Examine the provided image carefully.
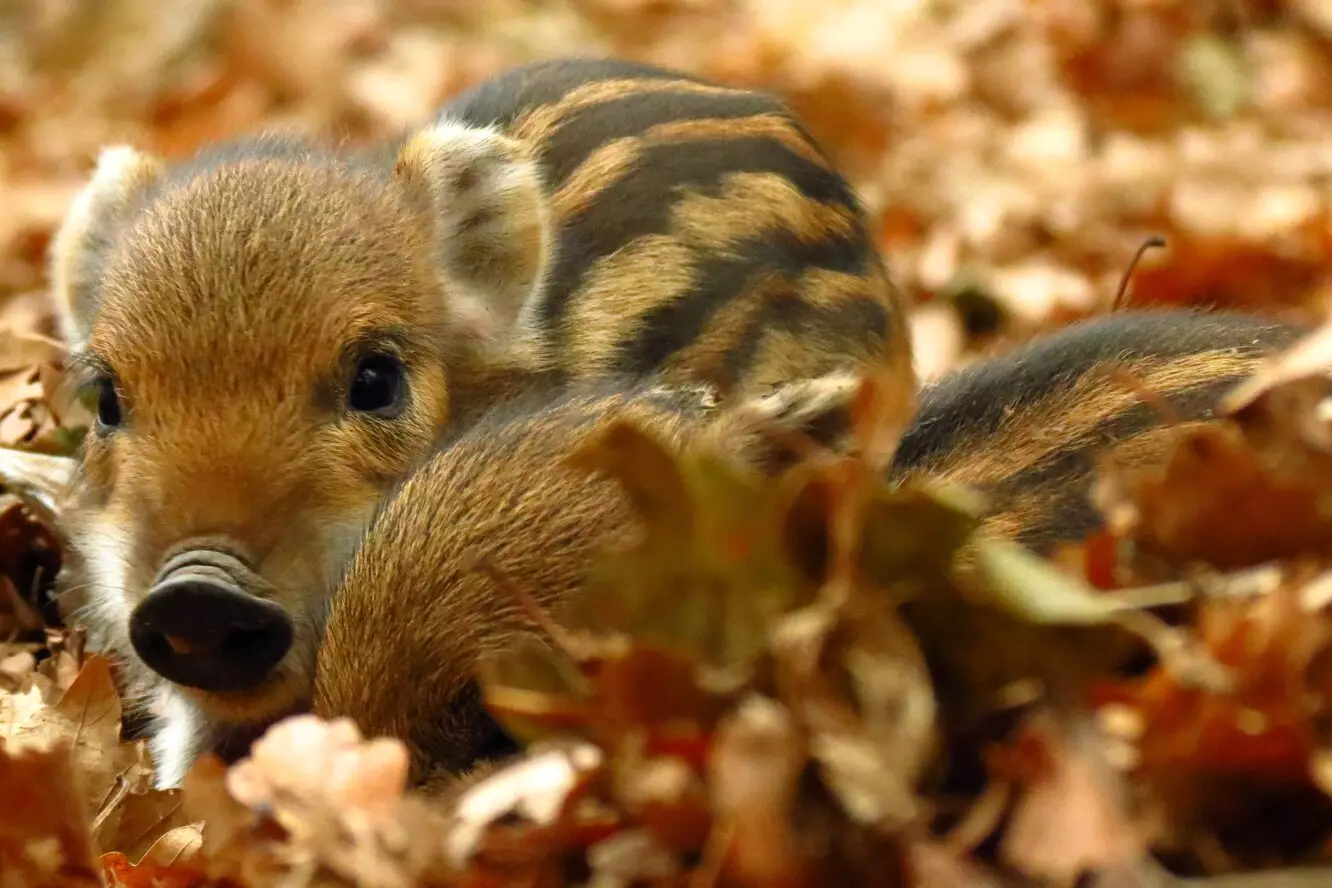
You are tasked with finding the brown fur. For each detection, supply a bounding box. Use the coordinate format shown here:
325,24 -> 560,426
313,379 -> 855,784
48,57 -> 909,786
312,309 -> 1306,789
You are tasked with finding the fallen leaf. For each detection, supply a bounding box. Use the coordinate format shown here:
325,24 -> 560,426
707,695 -> 809,884
0,742 -> 100,886
0,329 -> 64,375
1221,319 -> 1332,416
225,713 -> 410,824
997,710 -> 1146,883
95,787 -> 193,866
1093,421 -> 1332,571
447,742 -> 604,870
5,654 -> 144,818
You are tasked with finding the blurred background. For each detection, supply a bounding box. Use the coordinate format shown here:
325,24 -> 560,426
2,0 -> 1331,388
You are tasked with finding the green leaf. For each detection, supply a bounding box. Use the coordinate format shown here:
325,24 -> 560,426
972,537 -> 1191,626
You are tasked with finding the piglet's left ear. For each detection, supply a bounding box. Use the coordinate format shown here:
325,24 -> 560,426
394,121 -> 552,358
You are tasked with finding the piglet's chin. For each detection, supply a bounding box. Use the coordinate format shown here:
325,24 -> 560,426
146,660 -> 317,789
149,686 -> 313,789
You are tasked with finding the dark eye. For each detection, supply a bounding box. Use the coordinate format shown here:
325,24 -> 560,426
347,354 -> 406,416
94,377 -> 122,429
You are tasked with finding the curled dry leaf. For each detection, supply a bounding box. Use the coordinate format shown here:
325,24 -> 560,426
566,417 -> 811,676
586,828 -> 680,884
100,822 -> 206,888
1090,572 -> 1332,865
972,537 -> 1189,628
447,742 -> 604,870
1088,321 -> 1332,575
95,786 -> 196,869
225,713 -> 411,824
178,754 -> 252,862
1220,317 -> 1332,417
216,713 -> 466,887
1092,419 -> 1332,571
770,591 -> 936,828
0,447 -> 78,538
0,327 -> 63,375
0,492 -> 64,634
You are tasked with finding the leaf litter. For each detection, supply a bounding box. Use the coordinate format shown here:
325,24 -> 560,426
5,1 -> 1332,886
26,331 -> 1314,887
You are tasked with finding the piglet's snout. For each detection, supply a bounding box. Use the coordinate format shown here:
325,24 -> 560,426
129,547 -> 293,692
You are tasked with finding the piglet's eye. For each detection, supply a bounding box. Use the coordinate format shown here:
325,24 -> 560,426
347,354 -> 406,417
94,376 -> 122,429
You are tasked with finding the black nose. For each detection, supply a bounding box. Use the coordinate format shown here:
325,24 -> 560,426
129,553 -> 293,692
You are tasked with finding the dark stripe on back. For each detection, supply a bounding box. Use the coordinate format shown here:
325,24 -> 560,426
974,373 -> 1247,553
980,373 -> 1245,505
439,58 -> 715,131
720,291 -> 893,387
893,310 -> 1306,475
530,93 -> 793,188
539,138 -> 862,335
610,235 -> 880,380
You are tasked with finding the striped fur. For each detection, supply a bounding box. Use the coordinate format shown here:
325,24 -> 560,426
313,309 -> 1306,788
894,310 -> 1307,551
437,58 -> 911,392
45,57 -> 907,787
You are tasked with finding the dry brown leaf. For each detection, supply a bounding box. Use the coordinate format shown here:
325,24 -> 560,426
0,742 -> 101,886
771,592 -> 936,829
0,648 -> 38,689
5,654 -> 145,816
99,819 -> 207,887
1093,420 -> 1332,571
707,694 -> 809,885
447,741 -> 604,870
1,681 -> 47,739
208,713 -> 459,886
0,328 -> 63,374
225,713 -> 411,824
997,711 -> 1145,883
94,786 -> 194,866
179,754 -> 253,860
39,637 -> 88,696
1222,318 -> 1332,415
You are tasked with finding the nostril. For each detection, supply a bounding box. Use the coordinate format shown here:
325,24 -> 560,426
163,635 -> 196,656
129,573 -> 294,693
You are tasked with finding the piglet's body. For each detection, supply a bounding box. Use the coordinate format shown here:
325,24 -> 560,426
48,58 -> 908,786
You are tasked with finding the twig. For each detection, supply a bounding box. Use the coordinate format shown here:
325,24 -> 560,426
1112,235 -> 1168,312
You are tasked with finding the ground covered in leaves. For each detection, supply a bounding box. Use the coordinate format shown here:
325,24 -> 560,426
7,1 -> 1332,886
12,332 -> 1332,887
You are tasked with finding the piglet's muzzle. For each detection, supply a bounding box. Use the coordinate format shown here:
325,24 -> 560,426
129,548 -> 293,693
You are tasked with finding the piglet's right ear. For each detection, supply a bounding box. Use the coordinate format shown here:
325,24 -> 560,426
49,146 -> 163,349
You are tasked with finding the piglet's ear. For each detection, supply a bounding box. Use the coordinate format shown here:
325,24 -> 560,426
49,146 -> 164,349
395,121 -> 552,362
